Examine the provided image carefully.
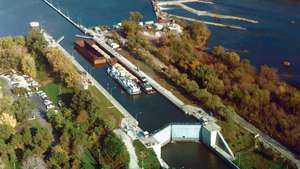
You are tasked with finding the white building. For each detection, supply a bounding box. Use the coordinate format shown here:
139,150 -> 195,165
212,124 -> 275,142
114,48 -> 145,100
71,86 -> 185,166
168,23 -> 183,34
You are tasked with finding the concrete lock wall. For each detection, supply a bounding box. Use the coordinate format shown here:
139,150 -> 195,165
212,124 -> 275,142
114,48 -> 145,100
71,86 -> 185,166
150,124 -> 236,168
171,125 -> 201,141
153,125 -> 171,146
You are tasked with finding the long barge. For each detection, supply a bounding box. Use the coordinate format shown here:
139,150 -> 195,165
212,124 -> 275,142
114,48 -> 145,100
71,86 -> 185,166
74,39 -> 116,67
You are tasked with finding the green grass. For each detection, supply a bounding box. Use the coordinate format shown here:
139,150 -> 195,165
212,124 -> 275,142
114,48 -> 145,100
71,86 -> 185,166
235,151 -> 285,169
133,140 -> 160,169
41,82 -> 60,105
88,86 -> 123,129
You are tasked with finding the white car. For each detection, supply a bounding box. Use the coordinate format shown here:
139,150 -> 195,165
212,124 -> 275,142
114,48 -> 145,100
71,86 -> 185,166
44,100 -> 52,106
41,95 -> 47,99
46,104 -> 55,110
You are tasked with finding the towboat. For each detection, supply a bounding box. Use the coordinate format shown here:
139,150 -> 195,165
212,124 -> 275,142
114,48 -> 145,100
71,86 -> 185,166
107,64 -> 141,95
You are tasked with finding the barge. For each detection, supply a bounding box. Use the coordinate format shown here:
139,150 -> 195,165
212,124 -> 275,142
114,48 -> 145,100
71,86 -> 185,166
74,39 -> 116,67
107,63 -> 141,95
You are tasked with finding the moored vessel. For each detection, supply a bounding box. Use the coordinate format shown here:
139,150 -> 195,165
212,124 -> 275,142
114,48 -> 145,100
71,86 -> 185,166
74,39 -> 108,66
107,63 -> 141,95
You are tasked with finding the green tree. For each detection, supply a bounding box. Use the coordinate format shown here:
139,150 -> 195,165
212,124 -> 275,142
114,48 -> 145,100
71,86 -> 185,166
129,11 -> 143,23
223,52 -> 240,67
71,90 -> 96,114
122,20 -> 139,36
102,132 -> 129,168
0,125 -> 13,140
212,45 -> 226,57
12,97 -> 34,122
31,124 -> 53,155
26,29 -> 47,54
188,22 -> 210,47
21,54 -> 37,78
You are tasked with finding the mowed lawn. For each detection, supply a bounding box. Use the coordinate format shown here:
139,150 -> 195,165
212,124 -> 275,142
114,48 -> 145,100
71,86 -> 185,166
41,82 -> 60,105
88,86 -> 123,129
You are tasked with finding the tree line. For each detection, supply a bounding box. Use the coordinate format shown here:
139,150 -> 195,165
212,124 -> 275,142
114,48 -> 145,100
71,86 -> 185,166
0,30 -> 130,168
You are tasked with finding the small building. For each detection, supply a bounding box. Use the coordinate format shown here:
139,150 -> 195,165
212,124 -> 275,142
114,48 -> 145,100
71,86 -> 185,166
168,23 -> 182,34
145,20 -> 154,25
29,21 -> 40,28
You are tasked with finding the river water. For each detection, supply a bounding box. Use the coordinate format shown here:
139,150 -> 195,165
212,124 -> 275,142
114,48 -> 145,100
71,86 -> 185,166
1,0 -> 297,168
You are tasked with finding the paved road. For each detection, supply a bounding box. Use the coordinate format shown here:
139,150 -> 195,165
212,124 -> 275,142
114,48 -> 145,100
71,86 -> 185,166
29,94 -> 50,128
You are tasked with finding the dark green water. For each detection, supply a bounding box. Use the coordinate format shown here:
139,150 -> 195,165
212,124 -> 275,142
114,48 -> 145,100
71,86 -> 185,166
162,142 -> 232,169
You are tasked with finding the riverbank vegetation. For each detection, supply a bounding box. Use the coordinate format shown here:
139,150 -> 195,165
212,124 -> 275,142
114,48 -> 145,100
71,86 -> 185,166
133,140 -> 161,169
113,12 -> 299,169
0,30 -> 129,168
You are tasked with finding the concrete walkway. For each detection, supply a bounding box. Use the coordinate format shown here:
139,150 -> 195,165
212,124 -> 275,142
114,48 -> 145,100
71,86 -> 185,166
114,129 -> 140,169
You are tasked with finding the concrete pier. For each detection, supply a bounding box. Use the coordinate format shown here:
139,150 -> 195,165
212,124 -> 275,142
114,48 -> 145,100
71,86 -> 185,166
158,0 -> 214,6
175,3 -> 258,24
168,14 -> 247,30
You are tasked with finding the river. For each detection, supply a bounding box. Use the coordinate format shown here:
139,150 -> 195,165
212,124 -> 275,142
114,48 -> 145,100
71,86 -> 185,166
163,0 -> 300,87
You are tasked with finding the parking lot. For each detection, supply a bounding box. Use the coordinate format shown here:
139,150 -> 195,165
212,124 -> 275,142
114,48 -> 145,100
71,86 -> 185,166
0,72 -> 58,126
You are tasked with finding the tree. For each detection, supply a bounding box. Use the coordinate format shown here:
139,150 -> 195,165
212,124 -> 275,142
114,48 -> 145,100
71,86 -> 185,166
26,29 -> 47,54
12,97 -> 34,122
71,90 -> 96,114
44,48 -> 82,88
0,96 -> 13,115
21,54 -> 37,78
22,128 -> 32,146
31,124 -> 52,155
102,132 -> 129,167
212,45 -> 226,57
76,110 -> 89,123
122,20 -> 139,36
188,22 -> 210,47
223,52 -> 240,67
259,64 -> 278,81
47,146 -> 70,169
129,11 -> 143,23
0,125 -> 14,140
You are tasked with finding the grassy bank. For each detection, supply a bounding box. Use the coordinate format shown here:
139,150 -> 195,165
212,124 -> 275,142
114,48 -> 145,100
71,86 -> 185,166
41,82 -> 60,105
133,140 -> 161,169
88,86 -> 123,129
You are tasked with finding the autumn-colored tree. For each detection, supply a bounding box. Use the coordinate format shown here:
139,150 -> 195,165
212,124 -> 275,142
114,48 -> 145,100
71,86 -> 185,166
129,11 -> 143,23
